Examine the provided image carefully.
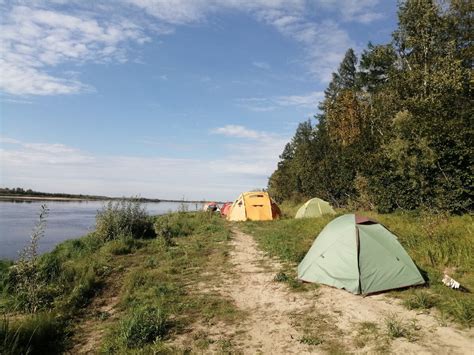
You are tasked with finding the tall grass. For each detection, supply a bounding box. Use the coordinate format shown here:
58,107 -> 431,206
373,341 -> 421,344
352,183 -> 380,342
0,313 -> 64,355
1,199 -> 160,353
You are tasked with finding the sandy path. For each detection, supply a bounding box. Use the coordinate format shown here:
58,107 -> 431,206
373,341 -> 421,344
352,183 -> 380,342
213,227 -> 474,354
220,228 -> 316,354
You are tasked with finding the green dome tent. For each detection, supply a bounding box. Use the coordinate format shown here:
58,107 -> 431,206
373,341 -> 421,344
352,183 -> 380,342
298,214 -> 425,294
295,198 -> 335,219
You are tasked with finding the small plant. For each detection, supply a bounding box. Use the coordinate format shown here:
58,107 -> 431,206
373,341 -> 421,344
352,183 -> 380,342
299,335 -> 323,345
274,272 -> 290,282
384,313 -> 419,341
13,204 -> 49,313
450,299 -> 473,327
403,290 -> 436,310
118,306 -> 168,348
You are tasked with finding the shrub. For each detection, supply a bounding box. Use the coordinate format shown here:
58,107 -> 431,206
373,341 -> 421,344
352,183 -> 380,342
96,199 -> 155,241
117,306 -> 168,348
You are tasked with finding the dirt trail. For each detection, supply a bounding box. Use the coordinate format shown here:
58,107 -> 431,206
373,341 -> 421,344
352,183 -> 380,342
68,275 -> 122,354
219,228 -> 315,354
197,227 -> 473,354
67,253 -> 141,354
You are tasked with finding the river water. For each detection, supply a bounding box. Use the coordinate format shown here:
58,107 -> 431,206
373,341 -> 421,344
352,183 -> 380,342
0,200 -> 201,260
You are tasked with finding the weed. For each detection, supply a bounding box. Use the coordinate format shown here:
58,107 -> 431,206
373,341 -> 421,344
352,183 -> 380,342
274,272 -> 290,282
117,306 -> 168,348
13,204 -> 49,313
0,313 -> 64,354
449,299 -> 473,327
299,335 -> 323,345
384,313 -> 419,341
192,330 -> 214,349
403,290 -> 437,310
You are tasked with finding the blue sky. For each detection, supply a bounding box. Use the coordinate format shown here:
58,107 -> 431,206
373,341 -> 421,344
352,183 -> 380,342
0,0 -> 397,200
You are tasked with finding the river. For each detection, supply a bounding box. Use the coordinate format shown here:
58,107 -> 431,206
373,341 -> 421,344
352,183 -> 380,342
0,200 -> 202,260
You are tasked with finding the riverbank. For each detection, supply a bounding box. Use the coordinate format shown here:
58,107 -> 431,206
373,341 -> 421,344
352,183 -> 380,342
1,202 -> 472,354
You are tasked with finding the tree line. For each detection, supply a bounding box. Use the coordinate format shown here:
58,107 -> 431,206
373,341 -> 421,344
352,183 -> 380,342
268,0 -> 472,213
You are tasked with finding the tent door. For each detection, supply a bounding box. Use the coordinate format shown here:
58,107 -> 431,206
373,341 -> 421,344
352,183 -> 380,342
356,226 -> 362,294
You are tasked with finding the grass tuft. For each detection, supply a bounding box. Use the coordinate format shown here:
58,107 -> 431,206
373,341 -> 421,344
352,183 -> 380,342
403,290 -> 437,310
118,306 -> 168,348
384,313 -> 420,341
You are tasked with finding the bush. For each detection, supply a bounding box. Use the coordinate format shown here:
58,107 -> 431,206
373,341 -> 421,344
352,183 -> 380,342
117,306 -> 168,348
96,199 -> 155,241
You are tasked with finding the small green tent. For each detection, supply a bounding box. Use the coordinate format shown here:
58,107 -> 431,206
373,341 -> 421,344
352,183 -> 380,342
298,214 -> 425,294
295,198 -> 335,219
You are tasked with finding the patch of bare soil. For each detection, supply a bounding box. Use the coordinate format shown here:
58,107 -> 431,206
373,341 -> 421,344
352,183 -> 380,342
67,279 -> 121,354
179,227 -> 473,354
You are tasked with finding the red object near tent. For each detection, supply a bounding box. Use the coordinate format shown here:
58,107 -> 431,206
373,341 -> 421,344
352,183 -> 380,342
220,202 -> 232,217
203,202 -> 220,213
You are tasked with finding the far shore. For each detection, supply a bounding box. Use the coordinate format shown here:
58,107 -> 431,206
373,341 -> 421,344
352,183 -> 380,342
0,195 -> 223,204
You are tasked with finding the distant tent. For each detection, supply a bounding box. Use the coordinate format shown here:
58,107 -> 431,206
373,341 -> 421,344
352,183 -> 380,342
203,202 -> 220,213
220,202 -> 232,217
295,198 -> 335,219
227,192 -> 281,221
298,214 -> 425,294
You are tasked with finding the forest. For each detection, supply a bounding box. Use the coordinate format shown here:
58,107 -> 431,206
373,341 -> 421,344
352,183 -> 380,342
268,0 -> 472,214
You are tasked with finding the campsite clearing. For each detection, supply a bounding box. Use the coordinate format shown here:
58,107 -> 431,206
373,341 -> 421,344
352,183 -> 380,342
169,226 -> 473,353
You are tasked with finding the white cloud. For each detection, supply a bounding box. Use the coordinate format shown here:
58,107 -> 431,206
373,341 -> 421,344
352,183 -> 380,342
237,91 -> 324,111
125,0 -> 381,82
275,91 -> 324,107
235,98 -> 278,112
0,0 -> 385,96
318,0 -> 384,24
0,4 -> 149,96
211,125 -> 269,139
252,61 -> 271,70
0,133 -> 288,200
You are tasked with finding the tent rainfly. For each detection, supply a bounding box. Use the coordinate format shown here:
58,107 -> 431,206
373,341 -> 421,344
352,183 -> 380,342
220,202 -> 233,217
298,214 -> 425,294
295,198 -> 335,219
227,191 -> 281,221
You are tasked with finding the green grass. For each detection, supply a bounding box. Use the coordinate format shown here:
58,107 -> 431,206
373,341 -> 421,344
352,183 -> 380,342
101,212 -> 241,353
241,202 -> 474,327
384,313 -> 420,341
1,202 -> 239,353
0,313 -> 65,355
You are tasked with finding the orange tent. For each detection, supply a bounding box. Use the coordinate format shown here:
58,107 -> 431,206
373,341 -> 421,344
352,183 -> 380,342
227,191 -> 281,221
220,202 -> 232,217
